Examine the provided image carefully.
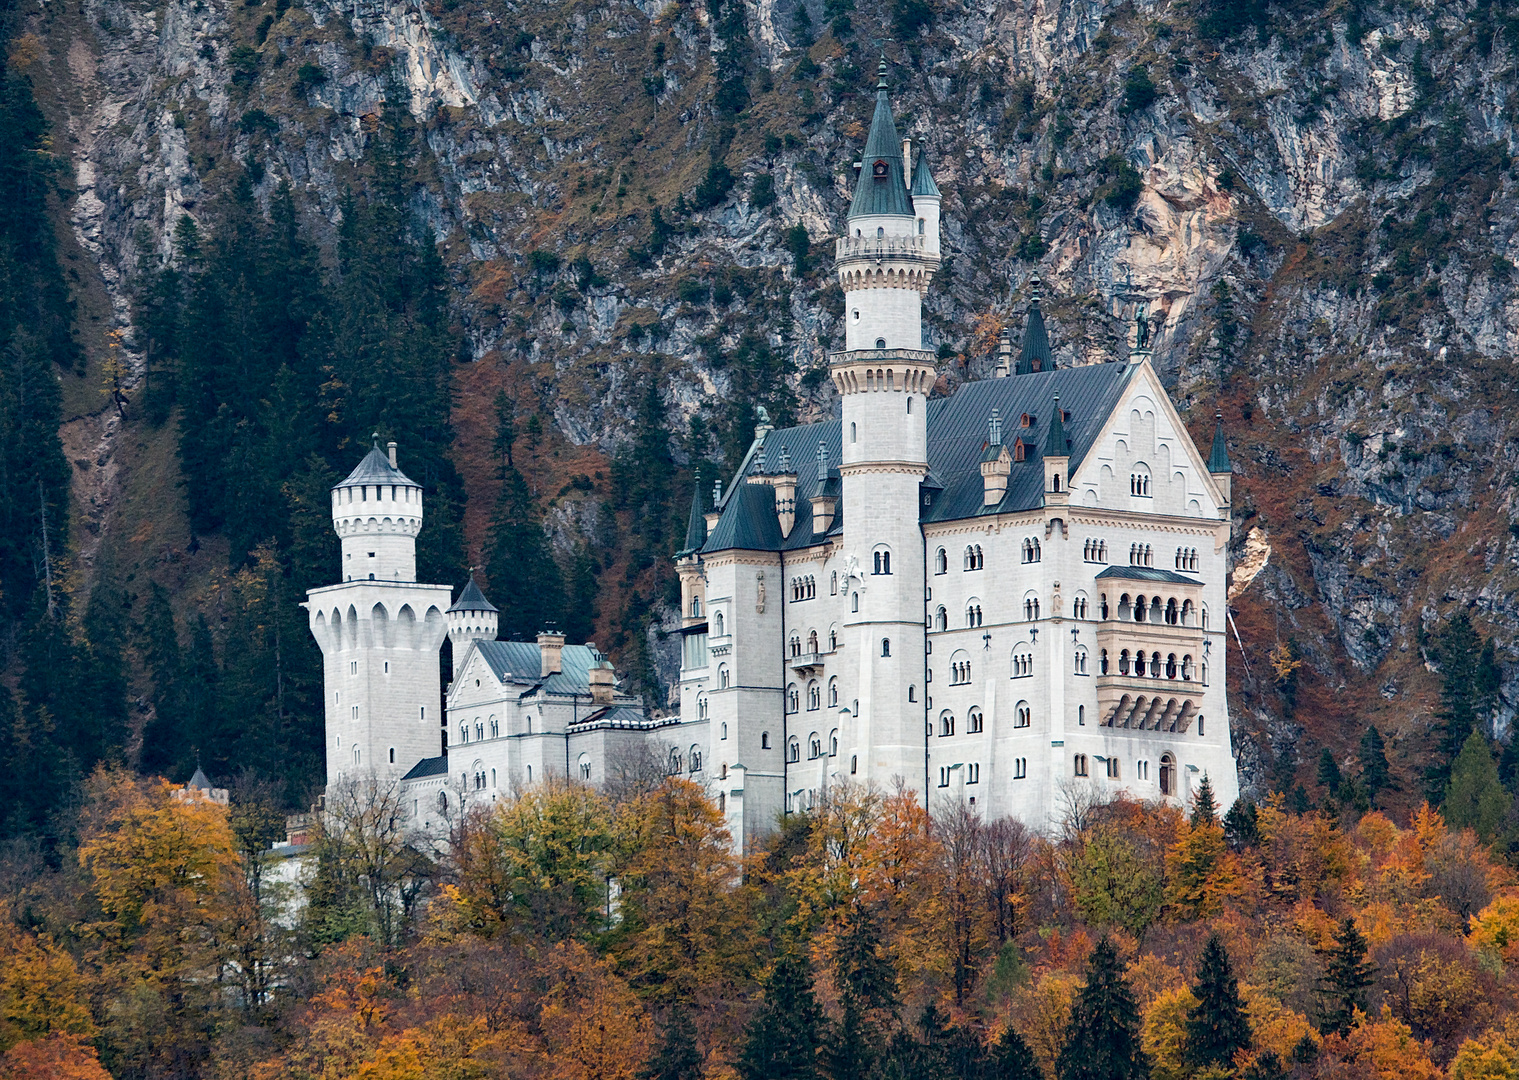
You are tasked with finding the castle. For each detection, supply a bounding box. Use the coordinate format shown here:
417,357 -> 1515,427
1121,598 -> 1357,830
306,64 -> 1240,842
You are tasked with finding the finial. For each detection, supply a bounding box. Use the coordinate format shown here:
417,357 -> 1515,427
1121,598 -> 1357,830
1029,271 -> 1043,305
989,409 -> 1002,447
372,432 -> 381,448
816,441 -> 827,481
877,57 -> 888,90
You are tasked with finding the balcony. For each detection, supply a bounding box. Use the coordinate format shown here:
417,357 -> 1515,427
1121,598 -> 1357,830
789,649 -> 832,673
1095,674 -> 1202,732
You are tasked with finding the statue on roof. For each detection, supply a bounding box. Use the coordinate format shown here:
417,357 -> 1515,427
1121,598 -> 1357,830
1134,300 -> 1152,350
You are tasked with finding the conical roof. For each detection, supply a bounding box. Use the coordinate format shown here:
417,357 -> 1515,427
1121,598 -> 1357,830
1016,280 -> 1053,374
335,439 -> 418,489
678,483 -> 707,556
449,574 -> 497,613
1208,413 -> 1232,473
847,62 -> 914,220
188,767 -> 213,791
909,148 -> 940,198
1044,395 -> 1069,457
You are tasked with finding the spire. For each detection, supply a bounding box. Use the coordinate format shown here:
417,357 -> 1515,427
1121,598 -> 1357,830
909,144 -> 941,199
1208,412 -> 1232,474
816,441 -> 828,482
679,483 -> 707,555
1044,394 -> 1068,457
988,408 -> 1003,447
847,60 -> 914,219
1016,273 -> 1053,374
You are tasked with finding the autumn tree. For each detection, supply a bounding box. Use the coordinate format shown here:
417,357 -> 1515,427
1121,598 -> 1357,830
1057,936 -> 1151,1080
1184,934 -> 1251,1070
1064,823 -> 1164,941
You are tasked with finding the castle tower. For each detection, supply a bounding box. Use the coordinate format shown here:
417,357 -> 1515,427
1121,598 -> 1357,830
832,64 -> 939,789
447,573 -> 499,647
305,439 -> 453,799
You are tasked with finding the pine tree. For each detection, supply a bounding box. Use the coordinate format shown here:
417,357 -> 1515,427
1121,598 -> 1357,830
737,953 -> 823,1080
1222,800 -> 1259,850
1428,612 -> 1502,798
1316,749 -> 1342,798
1056,936 -> 1150,1080
1445,729 -> 1512,840
138,583 -> 188,778
1317,917 -> 1375,1036
485,455 -> 564,642
1190,773 -> 1218,827
1184,934 -> 1251,1069
988,1025 -> 1041,1080
823,907 -> 897,1080
641,1005 -> 703,1080
1358,725 -> 1391,804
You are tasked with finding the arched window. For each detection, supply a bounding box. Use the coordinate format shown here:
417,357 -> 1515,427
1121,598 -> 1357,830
788,736 -> 801,763
809,733 -> 822,759
875,337 -> 887,349
1166,653 -> 1178,679
873,547 -> 892,574
1160,754 -> 1176,796
1074,647 -> 1089,675
690,745 -> 702,772
831,571 -> 838,595
460,723 -> 469,745
881,638 -> 891,657
721,721 -> 728,740
718,664 -> 730,688
1130,465 -> 1152,497
786,684 -> 799,713
714,611 -> 724,636
1134,651 -> 1147,677
1133,594 -> 1146,622
1011,646 -> 1033,678
578,753 -> 592,780
697,695 -> 708,720
968,707 -> 984,733
918,217 -> 925,234
939,711 -> 955,737
966,602 -> 983,628
1100,649 -> 1109,674
1015,702 -> 1031,728
935,605 -> 948,631
934,548 -> 948,574
850,422 -> 857,442
963,545 -> 984,571
807,682 -> 821,710
1023,595 -> 1041,620
1181,600 -> 1194,626
829,730 -> 839,756
828,678 -> 839,707
668,750 -> 683,775
1074,754 -> 1089,777
950,649 -> 971,684
852,592 -> 860,613
1166,598 -> 1179,625
1022,537 -> 1041,563
1201,605 -> 1209,630
807,630 -> 819,653
790,634 -> 802,657
438,791 -> 448,813
762,731 -> 771,749
1120,649 -> 1132,675
829,625 -> 839,650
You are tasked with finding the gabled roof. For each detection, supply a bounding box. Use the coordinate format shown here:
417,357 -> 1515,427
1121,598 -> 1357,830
335,442 -> 419,489
401,755 -> 448,780
847,62 -> 914,220
698,364 -> 1136,552
471,640 -> 624,698
1094,566 -> 1200,585
449,575 -> 497,613
1208,413 -> 1232,474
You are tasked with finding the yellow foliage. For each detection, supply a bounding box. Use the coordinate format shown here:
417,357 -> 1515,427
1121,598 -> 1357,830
1126,953 -> 1186,1012
1319,1007 -> 1442,1080
1008,971 -> 1079,1078
1240,983 -> 1317,1063
1452,1031 -> 1519,1080
1140,985 -> 1197,1080
1471,893 -> 1519,963
0,929 -> 94,1050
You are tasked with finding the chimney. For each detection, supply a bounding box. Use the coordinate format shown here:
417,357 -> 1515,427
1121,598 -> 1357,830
903,138 -> 913,188
980,410 -> 1013,506
705,479 -> 723,534
995,327 -> 1012,377
537,630 -> 565,677
387,441 -> 398,468
809,441 -> 837,536
589,661 -> 615,706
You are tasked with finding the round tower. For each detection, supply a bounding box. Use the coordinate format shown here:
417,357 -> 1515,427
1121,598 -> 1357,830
332,437 -> 423,583
836,61 -> 941,352
447,573 -> 499,646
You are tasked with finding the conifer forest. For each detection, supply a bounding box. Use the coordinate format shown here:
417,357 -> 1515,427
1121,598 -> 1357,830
10,0 -> 1519,1068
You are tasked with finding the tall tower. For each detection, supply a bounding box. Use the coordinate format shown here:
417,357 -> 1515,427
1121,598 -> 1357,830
832,63 -> 940,789
306,439 -> 453,799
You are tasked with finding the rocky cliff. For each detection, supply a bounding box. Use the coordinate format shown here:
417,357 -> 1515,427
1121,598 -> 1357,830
17,0 -> 1519,803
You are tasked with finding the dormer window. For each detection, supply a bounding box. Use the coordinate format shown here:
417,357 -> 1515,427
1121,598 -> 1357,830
872,159 -> 888,179
1020,413 -> 1033,427
1013,439 -> 1026,462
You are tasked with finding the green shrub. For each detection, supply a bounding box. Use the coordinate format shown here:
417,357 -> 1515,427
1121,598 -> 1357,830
750,173 -> 776,209
295,62 -> 326,91
1121,66 -> 1156,114
527,249 -> 561,276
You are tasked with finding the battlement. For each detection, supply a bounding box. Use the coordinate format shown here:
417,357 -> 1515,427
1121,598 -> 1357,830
835,234 -> 939,264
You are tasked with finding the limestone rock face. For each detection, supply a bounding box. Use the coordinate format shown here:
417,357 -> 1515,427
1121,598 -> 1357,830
28,0 -> 1519,791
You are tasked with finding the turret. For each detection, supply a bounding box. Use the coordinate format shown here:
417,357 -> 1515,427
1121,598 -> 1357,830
447,573 -> 498,646
836,61 -> 940,352
1208,412 -> 1232,510
909,142 -> 942,258
677,483 -> 707,628
1015,274 -> 1053,375
332,437 -> 424,583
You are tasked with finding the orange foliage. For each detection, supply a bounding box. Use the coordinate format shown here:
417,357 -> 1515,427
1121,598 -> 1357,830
0,1036 -> 111,1080
1317,1008 -> 1443,1080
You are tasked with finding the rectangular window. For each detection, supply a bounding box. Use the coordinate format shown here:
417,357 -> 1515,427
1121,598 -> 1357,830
938,767 -> 950,788
682,632 -> 710,670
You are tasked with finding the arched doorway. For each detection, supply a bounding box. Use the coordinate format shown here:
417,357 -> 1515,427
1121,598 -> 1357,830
1159,753 -> 1176,797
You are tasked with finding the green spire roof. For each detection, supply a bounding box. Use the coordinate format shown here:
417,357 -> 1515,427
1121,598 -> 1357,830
679,483 -> 707,555
1207,413 -> 1232,473
1015,275 -> 1053,375
909,147 -> 940,198
1044,395 -> 1069,457
847,61 -> 914,220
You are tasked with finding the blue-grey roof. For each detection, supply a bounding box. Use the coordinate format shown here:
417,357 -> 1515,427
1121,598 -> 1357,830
189,767 -> 214,791
473,640 -> 618,697
401,755 -> 448,780
336,444 -> 419,489
909,150 -> 941,198
847,64 -> 914,220
1094,566 -> 1199,585
1208,414 -> 1231,474
699,364 -> 1135,552
1016,301 -> 1052,374
449,575 -> 497,613
679,484 -> 707,556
